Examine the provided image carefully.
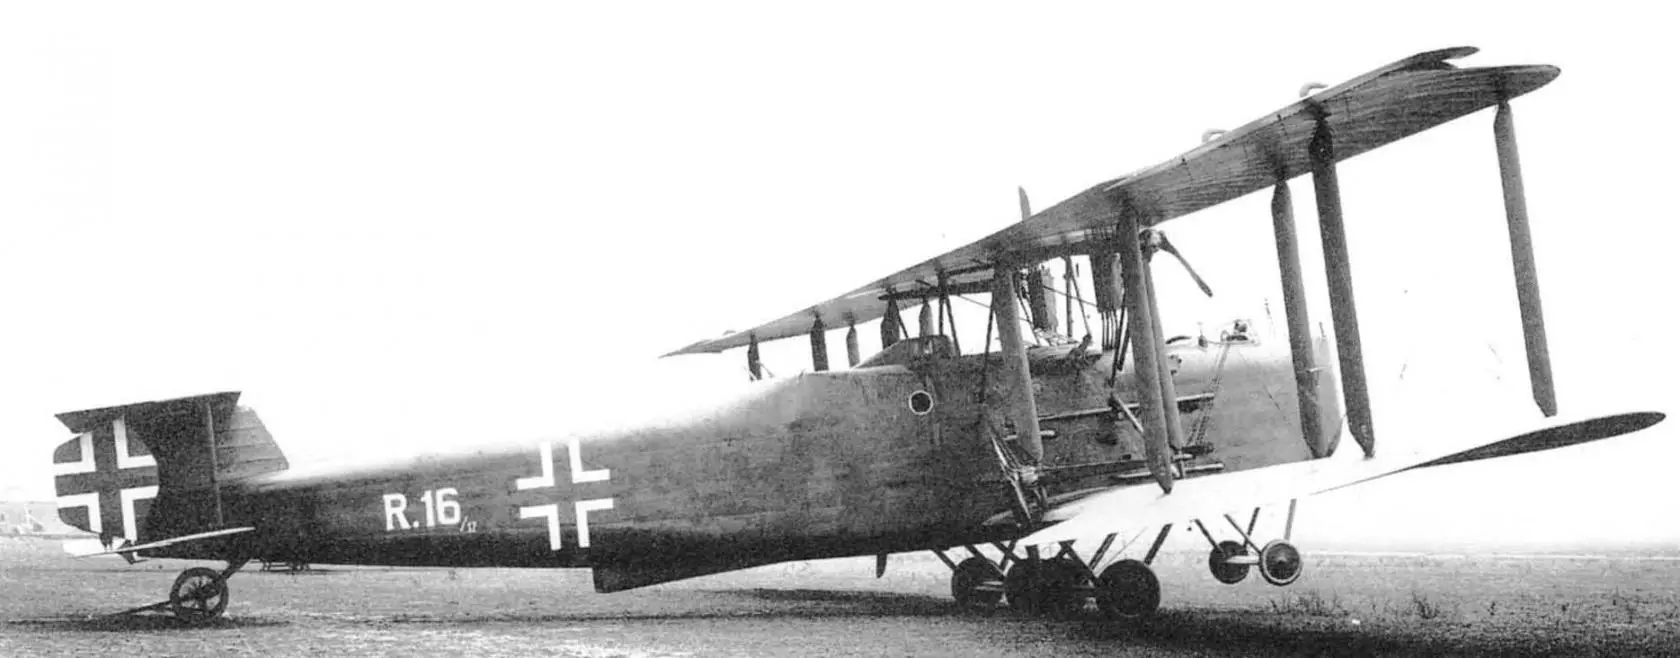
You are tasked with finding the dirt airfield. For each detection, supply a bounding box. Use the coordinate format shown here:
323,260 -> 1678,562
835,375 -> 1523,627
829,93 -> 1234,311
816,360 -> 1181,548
3,538 -> 1679,657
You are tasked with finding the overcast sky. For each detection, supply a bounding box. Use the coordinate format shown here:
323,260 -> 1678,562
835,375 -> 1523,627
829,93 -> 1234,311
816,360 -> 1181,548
1,3 -> 1675,549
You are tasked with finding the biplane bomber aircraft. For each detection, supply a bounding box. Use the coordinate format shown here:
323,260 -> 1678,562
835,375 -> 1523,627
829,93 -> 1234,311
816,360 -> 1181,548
47,47 -> 1664,622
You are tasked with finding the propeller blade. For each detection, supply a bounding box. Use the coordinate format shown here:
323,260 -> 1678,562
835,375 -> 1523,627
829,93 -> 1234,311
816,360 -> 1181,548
1153,233 -> 1214,297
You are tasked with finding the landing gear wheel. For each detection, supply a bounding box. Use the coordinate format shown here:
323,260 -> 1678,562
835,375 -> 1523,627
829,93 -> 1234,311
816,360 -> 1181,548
1003,560 -> 1042,613
170,567 -> 229,623
1037,557 -> 1088,617
1095,559 -> 1160,618
951,557 -> 1003,609
1208,539 -> 1250,585
1258,539 -> 1302,587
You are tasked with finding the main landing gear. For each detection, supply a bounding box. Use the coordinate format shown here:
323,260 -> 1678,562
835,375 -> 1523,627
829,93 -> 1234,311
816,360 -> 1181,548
117,559 -> 249,624
936,500 -> 1306,618
935,524 -> 1175,619
1199,499 -> 1303,587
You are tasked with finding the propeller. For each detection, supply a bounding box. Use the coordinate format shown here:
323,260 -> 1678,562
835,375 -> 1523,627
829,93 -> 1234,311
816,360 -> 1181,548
1143,229 -> 1214,297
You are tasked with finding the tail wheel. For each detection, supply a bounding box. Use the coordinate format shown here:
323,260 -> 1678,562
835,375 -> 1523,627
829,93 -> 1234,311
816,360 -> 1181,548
170,567 -> 230,623
1258,539 -> 1302,586
1095,559 -> 1160,618
1208,539 -> 1250,585
951,557 -> 1003,608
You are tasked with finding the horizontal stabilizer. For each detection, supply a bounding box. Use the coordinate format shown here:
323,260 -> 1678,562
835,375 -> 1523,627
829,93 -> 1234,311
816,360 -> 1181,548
1018,411 -> 1664,547
74,527 -> 253,558
62,538 -> 111,558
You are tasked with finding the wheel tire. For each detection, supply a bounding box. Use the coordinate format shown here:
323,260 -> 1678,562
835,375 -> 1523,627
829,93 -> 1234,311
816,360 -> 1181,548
170,567 -> 229,623
1208,539 -> 1250,585
1095,559 -> 1160,618
1038,557 -> 1089,617
1258,539 -> 1302,587
1003,560 -> 1042,613
951,557 -> 1003,609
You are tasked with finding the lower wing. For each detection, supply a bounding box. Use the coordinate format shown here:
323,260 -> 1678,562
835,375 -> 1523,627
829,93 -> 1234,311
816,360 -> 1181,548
1018,411 -> 1664,547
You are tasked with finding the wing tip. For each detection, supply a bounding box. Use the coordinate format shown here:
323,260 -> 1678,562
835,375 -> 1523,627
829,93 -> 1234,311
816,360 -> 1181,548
662,342 -> 721,358
1414,410 -> 1666,470
1498,64 -> 1563,98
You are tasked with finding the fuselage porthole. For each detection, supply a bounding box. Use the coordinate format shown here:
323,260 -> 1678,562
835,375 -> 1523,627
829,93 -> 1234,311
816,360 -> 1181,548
908,390 -> 934,415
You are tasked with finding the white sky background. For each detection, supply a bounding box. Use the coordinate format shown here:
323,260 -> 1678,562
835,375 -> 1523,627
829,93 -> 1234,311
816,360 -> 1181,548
1,3 -> 1676,550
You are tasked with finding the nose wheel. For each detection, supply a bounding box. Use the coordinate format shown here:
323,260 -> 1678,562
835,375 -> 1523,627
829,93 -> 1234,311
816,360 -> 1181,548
1196,501 -> 1304,587
1207,539 -> 1251,584
1258,539 -> 1302,586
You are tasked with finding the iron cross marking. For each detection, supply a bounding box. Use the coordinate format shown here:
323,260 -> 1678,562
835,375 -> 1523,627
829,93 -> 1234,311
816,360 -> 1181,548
53,417 -> 159,543
514,437 -> 614,551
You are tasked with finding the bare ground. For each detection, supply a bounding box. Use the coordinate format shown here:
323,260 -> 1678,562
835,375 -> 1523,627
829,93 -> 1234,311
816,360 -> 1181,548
3,537 -> 1679,657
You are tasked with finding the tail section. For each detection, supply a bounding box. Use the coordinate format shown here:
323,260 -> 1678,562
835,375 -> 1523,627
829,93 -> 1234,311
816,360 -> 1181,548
52,391 -> 288,546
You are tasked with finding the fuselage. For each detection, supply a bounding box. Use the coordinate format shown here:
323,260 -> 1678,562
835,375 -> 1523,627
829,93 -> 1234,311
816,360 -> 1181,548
216,364 -> 1007,590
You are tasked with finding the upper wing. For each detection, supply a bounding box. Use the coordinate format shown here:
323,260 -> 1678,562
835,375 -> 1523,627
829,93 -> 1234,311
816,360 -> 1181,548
665,47 -> 1559,357
1014,411 -> 1665,547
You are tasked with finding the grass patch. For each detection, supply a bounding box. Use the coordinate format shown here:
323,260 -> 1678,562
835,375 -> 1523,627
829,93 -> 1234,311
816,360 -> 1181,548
1408,590 -> 1450,620
1269,589 -> 1346,617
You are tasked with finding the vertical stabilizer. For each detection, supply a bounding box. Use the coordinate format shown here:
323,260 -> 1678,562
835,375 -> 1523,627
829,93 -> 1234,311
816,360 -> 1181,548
52,391 -> 288,545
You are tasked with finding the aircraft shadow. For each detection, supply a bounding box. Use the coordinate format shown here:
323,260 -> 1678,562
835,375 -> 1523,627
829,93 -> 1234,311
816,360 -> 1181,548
715,588 -> 963,616
251,568 -> 345,577
1068,607 -> 1619,657
7,614 -> 290,633
356,588 -> 964,625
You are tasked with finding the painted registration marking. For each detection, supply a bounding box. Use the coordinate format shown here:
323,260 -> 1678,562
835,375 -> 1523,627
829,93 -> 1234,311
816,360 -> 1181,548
381,487 -> 474,532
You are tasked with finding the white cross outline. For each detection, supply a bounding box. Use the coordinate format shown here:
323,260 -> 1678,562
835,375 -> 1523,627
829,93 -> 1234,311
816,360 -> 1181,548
573,498 -> 613,548
56,493 -> 100,534
519,504 -> 561,551
120,485 -> 158,542
53,432 -> 95,475
516,437 -> 613,550
113,417 -> 156,470
515,437 -> 609,490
